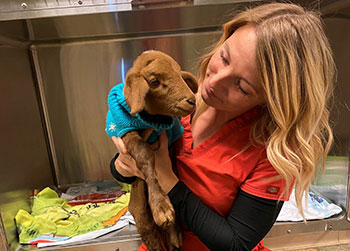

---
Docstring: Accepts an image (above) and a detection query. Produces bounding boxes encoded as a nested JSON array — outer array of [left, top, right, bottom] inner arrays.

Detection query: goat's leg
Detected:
[[129, 178, 164, 251], [143, 164, 175, 227], [122, 132, 175, 227]]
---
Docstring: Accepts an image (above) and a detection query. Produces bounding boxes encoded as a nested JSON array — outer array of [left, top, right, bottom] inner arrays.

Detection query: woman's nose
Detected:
[[209, 69, 227, 88], [207, 60, 218, 75], [208, 58, 227, 81]]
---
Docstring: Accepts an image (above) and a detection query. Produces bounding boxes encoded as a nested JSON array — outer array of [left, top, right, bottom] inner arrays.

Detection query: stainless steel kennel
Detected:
[[0, 0, 349, 250]]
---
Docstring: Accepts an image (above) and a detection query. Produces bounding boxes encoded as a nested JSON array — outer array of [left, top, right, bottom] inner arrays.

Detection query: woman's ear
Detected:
[[181, 71, 198, 94], [124, 70, 149, 115]]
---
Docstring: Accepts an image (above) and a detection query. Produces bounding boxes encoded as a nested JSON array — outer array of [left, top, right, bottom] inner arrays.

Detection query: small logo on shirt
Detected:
[[267, 187, 279, 194]]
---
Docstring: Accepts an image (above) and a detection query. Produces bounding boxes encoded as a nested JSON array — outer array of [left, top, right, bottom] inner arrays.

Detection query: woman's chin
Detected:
[[201, 93, 214, 107], [200, 91, 209, 104]]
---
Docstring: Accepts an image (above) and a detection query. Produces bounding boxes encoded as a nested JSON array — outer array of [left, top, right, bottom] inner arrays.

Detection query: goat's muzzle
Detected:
[[174, 97, 196, 116]]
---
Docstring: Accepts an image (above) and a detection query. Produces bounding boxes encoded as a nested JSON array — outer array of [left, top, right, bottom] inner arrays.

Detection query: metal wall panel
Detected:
[[317, 16, 350, 209], [0, 20, 28, 42], [326, 17, 350, 156], [0, 44, 53, 193]]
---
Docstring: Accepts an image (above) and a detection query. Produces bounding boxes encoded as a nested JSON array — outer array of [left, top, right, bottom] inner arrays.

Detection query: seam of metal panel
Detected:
[[26, 19, 35, 41], [30, 44, 61, 188]]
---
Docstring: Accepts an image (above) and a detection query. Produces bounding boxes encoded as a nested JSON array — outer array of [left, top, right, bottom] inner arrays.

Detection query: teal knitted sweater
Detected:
[[105, 83, 183, 145]]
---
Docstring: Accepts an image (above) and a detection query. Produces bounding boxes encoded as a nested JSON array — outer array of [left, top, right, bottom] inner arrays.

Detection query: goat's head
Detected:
[[124, 50, 197, 117]]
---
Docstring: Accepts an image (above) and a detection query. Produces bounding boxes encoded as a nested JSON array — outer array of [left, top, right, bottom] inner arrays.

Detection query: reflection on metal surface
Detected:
[[0, 190, 32, 251], [312, 157, 349, 208]]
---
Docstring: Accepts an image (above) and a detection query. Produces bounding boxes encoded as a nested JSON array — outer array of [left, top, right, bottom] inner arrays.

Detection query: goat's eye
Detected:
[[150, 79, 160, 88]]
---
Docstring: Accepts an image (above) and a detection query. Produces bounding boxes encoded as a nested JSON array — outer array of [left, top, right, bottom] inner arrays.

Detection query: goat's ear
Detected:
[[181, 71, 198, 94], [124, 71, 149, 115]]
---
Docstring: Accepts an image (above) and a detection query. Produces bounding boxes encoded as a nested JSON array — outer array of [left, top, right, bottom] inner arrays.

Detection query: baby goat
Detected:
[[106, 50, 197, 251]]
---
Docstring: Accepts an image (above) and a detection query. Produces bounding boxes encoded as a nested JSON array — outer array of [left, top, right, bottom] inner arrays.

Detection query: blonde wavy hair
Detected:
[[195, 2, 336, 218]]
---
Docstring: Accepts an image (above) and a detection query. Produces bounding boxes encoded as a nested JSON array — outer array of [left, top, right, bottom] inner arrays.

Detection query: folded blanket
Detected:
[[105, 83, 183, 145], [15, 187, 130, 244], [36, 211, 135, 248]]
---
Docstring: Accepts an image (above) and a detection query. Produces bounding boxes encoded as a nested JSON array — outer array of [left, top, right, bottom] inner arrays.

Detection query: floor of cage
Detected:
[[294, 243, 350, 251], [264, 229, 350, 251]]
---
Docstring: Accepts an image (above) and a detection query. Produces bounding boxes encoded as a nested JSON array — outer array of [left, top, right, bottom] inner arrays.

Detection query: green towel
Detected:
[[15, 187, 130, 244]]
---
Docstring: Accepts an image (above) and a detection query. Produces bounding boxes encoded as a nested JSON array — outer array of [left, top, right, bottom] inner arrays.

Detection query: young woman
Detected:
[[110, 2, 336, 250]]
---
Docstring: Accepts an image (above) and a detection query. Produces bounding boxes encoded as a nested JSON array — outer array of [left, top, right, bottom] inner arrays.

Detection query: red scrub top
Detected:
[[139, 107, 292, 251], [174, 107, 291, 251]]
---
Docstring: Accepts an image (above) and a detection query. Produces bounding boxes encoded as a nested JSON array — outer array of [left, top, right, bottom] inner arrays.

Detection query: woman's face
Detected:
[[201, 24, 265, 117]]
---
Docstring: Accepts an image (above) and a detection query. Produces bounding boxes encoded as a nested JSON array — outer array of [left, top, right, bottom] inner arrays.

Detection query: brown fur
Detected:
[[121, 50, 198, 251]]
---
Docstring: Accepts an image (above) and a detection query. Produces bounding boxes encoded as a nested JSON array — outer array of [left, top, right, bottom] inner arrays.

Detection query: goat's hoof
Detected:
[[152, 199, 175, 227], [169, 228, 182, 248]]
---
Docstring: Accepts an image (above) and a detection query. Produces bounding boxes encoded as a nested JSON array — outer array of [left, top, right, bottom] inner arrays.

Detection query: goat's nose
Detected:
[[187, 98, 196, 106]]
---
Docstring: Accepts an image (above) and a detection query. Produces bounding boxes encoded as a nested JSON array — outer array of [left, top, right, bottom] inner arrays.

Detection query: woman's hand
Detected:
[[154, 132, 179, 194], [111, 136, 145, 179], [112, 133, 179, 193]]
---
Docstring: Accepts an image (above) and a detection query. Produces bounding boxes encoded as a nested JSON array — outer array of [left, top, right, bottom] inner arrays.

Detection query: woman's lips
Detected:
[[205, 82, 217, 98]]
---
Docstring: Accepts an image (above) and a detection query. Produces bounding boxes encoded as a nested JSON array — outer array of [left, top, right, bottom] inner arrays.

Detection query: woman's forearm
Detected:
[[168, 183, 284, 251]]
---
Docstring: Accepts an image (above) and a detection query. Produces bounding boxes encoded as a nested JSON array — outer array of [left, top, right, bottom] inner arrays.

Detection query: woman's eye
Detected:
[[220, 50, 229, 65], [150, 78, 160, 87], [237, 80, 248, 95]]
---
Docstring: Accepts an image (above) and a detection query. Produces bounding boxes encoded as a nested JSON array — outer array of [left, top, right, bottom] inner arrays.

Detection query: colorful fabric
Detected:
[[102, 206, 129, 227], [15, 187, 130, 244], [37, 212, 135, 248], [173, 107, 293, 251], [27, 234, 70, 245], [67, 191, 126, 206], [105, 83, 183, 145]]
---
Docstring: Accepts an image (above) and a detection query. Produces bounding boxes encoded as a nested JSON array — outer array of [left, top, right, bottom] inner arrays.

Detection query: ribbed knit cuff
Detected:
[[168, 181, 189, 205], [110, 153, 136, 184]]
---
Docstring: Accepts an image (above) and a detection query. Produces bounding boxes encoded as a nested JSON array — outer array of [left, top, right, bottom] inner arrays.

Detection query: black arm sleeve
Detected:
[[168, 181, 284, 251], [110, 153, 136, 184]]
